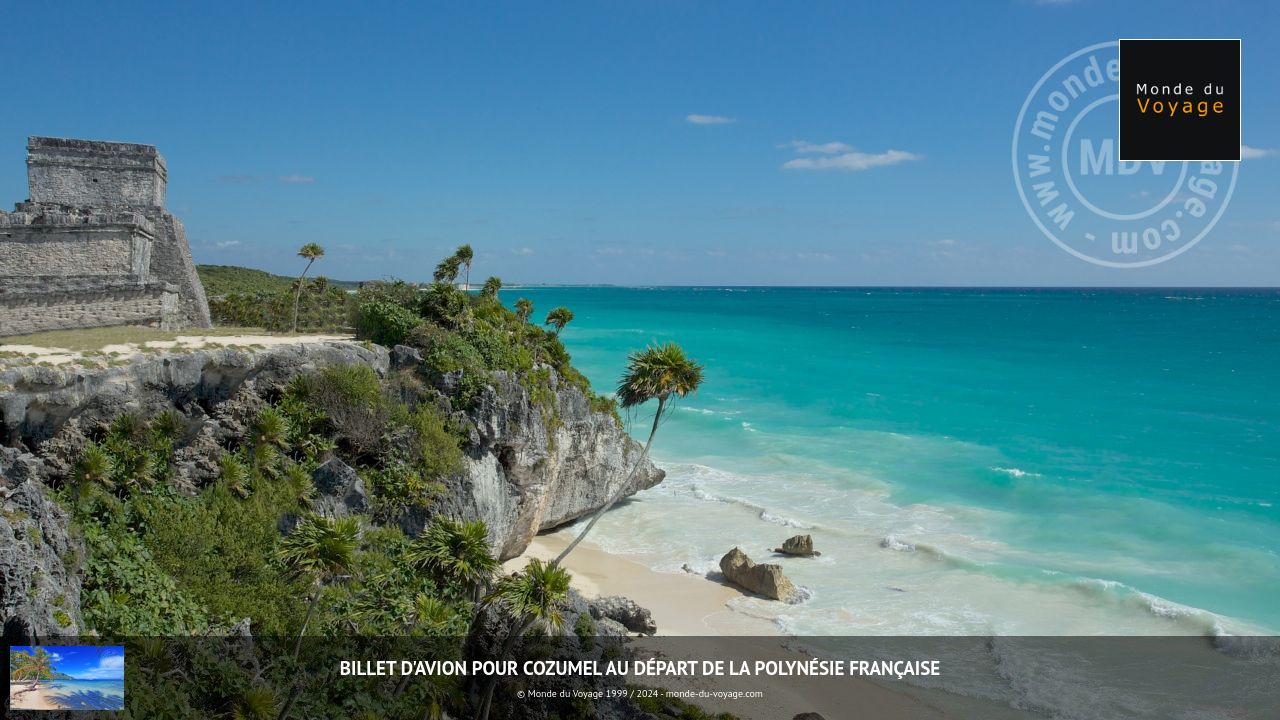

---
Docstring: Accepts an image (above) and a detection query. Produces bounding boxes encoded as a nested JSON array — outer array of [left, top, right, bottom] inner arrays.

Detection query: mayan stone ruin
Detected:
[[0, 136, 211, 336]]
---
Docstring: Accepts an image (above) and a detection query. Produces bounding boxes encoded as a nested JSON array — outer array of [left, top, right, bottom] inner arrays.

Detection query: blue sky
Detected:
[[1, 1, 1276, 285], [12, 646, 125, 680]]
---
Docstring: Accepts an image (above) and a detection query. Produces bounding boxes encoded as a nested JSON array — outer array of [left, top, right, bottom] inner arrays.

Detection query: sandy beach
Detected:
[[507, 528, 964, 720], [8, 684, 65, 710]]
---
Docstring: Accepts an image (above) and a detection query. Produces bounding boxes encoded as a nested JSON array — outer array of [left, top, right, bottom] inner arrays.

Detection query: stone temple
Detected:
[[0, 137, 211, 337]]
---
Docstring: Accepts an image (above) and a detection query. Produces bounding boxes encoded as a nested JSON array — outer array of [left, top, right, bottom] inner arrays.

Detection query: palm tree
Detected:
[[514, 298, 533, 322], [12, 646, 55, 690], [475, 559, 571, 720], [544, 307, 574, 336], [555, 342, 703, 563], [480, 276, 502, 300], [277, 514, 361, 657], [407, 516, 498, 605], [72, 444, 114, 506], [291, 243, 325, 333], [433, 256, 461, 284], [275, 514, 360, 720], [455, 244, 474, 292]]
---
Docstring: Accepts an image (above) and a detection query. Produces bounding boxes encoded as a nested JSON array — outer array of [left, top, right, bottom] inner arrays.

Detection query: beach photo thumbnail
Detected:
[[9, 646, 125, 711]]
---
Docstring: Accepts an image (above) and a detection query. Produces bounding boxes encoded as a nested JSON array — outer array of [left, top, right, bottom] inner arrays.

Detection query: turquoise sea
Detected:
[[513, 287, 1280, 636], [41, 679, 125, 710]]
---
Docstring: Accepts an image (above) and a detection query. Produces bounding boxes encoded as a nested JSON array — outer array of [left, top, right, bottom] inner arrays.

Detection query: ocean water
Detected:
[[511, 287, 1280, 637], [41, 679, 125, 710]]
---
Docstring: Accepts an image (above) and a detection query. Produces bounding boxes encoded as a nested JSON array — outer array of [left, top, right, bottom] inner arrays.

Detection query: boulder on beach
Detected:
[[773, 534, 820, 557], [719, 547, 798, 602], [589, 595, 657, 635]]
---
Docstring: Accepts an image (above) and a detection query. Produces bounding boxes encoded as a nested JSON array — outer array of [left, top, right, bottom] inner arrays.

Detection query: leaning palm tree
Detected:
[[514, 298, 533, 322], [433, 255, 461, 284], [291, 243, 325, 333], [277, 514, 360, 657], [544, 306, 574, 336], [455, 244, 474, 291], [12, 646, 55, 690], [480, 276, 502, 300], [474, 559, 571, 720], [407, 516, 498, 605], [555, 342, 703, 563]]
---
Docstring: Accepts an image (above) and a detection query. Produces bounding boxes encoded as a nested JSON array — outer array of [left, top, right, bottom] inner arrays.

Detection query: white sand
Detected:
[[507, 528, 957, 719], [8, 684, 64, 710], [0, 333, 352, 366]]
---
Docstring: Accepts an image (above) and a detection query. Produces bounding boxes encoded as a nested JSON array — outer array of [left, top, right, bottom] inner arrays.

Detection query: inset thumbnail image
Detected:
[[9, 646, 125, 711]]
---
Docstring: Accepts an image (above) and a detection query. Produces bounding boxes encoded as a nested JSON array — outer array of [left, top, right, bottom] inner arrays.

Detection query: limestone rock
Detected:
[[389, 344, 423, 370], [0, 478, 84, 640], [430, 367, 664, 559], [774, 534, 820, 557], [719, 547, 798, 602], [311, 457, 368, 519], [589, 595, 657, 635], [0, 340, 389, 446]]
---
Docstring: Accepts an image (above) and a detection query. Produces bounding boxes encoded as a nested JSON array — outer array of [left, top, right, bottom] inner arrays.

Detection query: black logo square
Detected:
[[1119, 39, 1240, 161]]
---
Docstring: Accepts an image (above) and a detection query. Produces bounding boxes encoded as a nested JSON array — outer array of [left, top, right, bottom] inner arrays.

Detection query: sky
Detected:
[[11, 646, 125, 680], [0, 0, 1276, 286]]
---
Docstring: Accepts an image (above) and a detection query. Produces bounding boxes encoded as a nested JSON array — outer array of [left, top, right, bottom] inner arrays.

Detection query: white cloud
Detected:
[[278, 174, 316, 184], [686, 114, 735, 125], [782, 148, 922, 171], [77, 654, 125, 680], [215, 240, 241, 249], [779, 140, 854, 154], [1241, 145, 1275, 159], [513, 247, 534, 256]]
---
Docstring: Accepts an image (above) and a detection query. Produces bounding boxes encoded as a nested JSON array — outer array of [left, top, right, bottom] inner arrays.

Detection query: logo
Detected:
[[1012, 41, 1238, 268]]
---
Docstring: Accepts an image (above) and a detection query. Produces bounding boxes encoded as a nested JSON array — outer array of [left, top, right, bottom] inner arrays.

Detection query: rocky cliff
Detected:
[[435, 366, 663, 559], [0, 340, 662, 639]]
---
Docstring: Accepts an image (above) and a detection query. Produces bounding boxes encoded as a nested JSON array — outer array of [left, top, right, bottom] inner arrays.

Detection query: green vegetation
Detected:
[[210, 278, 353, 332], [41, 246, 708, 719], [197, 264, 358, 296], [10, 647, 57, 688]]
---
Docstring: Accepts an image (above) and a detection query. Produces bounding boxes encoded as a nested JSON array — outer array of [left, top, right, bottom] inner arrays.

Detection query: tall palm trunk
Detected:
[[475, 614, 535, 720], [292, 586, 320, 659], [554, 396, 665, 564], [290, 258, 316, 333], [278, 587, 319, 720]]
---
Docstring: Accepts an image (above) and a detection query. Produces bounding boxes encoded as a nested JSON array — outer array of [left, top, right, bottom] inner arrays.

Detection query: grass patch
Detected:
[[0, 326, 267, 353]]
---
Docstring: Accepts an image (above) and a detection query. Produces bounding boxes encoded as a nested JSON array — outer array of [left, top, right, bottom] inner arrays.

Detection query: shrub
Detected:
[[419, 283, 470, 329], [79, 517, 210, 635], [140, 475, 308, 636], [361, 461, 444, 521], [295, 364, 389, 457], [401, 402, 465, 478], [355, 300, 420, 347]]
